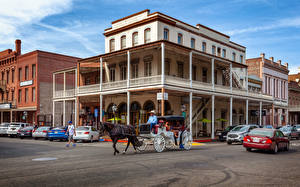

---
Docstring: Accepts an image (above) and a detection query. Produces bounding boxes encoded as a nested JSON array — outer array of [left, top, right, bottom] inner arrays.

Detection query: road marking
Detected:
[[32, 157, 57, 161]]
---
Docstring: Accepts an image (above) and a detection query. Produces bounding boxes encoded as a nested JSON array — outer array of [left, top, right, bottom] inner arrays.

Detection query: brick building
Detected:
[[288, 71, 300, 125], [0, 40, 79, 125]]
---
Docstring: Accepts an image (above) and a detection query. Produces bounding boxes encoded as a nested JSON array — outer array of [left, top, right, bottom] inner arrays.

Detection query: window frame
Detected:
[[144, 28, 151, 44], [163, 28, 169, 40], [202, 42, 207, 52], [212, 45, 216, 55], [109, 38, 115, 52], [177, 33, 183, 45], [132, 32, 138, 47], [120, 35, 126, 49], [191, 38, 195, 49]]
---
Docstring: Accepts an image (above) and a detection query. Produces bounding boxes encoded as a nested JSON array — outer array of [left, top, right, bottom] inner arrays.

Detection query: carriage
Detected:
[[136, 115, 192, 152]]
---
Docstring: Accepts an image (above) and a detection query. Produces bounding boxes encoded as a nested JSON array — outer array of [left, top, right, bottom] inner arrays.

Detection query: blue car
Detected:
[[47, 126, 68, 141]]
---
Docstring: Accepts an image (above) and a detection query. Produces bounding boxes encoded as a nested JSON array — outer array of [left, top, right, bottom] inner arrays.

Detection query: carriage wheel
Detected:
[[154, 135, 165, 153], [136, 138, 148, 152], [182, 132, 192, 150]]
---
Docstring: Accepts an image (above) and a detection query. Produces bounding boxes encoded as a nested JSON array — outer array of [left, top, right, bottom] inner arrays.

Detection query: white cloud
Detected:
[[0, 0, 73, 44], [289, 65, 299, 75]]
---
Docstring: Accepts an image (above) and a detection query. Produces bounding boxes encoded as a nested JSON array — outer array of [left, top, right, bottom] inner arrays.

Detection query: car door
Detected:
[[276, 130, 286, 150]]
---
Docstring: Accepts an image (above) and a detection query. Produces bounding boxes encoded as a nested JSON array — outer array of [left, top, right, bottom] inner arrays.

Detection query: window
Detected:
[[120, 63, 127, 80], [202, 42, 206, 52], [32, 87, 36, 102], [109, 67, 115, 82], [18, 89, 21, 103], [273, 79, 276, 96], [25, 88, 28, 103], [144, 28, 151, 43], [217, 47, 221, 56], [214, 70, 218, 84], [240, 55, 243, 63], [191, 38, 195, 49], [163, 28, 169, 40], [25, 66, 29, 80], [84, 77, 91, 85], [11, 90, 14, 101], [144, 61, 152, 77], [132, 63, 139, 78], [192, 65, 197, 81], [32, 64, 36, 79], [12, 69, 14, 83], [232, 52, 236, 61], [212, 45, 216, 55], [6, 70, 9, 84], [177, 33, 183, 45], [109, 39, 115, 52], [121, 36, 126, 49], [132, 32, 138, 46], [165, 58, 170, 76], [1, 71, 4, 81], [177, 62, 184, 78], [18, 68, 22, 81], [202, 68, 208, 82], [265, 76, 267, 94], [222, 49, 226, 58]]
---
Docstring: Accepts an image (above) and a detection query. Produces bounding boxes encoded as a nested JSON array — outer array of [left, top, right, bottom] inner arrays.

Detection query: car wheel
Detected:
[[20, 136, 23, 139], [34, 137, 38, 140], [227, 141, 232, 145], [49, 138, 53, 141], [273, 144, 278, 154], [246, 148, 252, 152]]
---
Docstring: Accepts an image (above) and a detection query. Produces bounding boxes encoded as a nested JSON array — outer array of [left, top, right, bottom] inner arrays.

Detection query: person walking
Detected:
[[66, 121, 76, 147]]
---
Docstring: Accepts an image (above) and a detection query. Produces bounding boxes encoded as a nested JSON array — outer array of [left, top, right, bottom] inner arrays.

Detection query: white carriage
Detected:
[[137, 116, 192, 152]]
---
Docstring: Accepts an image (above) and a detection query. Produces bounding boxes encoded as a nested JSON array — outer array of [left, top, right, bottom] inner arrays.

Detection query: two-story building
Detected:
[[288, 70, 300, 125], [53, 10, 274, 139], [0, 40, 79, 125]]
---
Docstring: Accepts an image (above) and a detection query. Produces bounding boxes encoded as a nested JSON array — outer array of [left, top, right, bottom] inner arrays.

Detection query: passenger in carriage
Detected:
[[172, 121, 185, 148], [147, 110, 157, 132]]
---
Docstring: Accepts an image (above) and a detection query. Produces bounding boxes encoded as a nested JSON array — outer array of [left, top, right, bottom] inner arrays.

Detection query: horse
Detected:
[[99, 122, 142, 155]]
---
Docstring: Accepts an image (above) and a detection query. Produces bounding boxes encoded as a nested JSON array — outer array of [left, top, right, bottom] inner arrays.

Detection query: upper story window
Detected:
[[132, 32, 138, 46], [32, 64, 36, 79], [25, 66, 29, 80], [6, 70, 9, 84], [232, 52, 236, 61], [132, 63, 138, 79], [163, 28, 169, 40], [18, 68, 22, 81], [109, 67, 116, 82], [144, 28, 151, 43], [191, 38, 195, 49], [165, 58, 170, 76], [178, 33, 183, 45], [212, 45, 216, 55], [217, 47, 221, 57], [202, 42, 206, 52], [222, 49, 226, 58], [12, 69, 14, 83], [120, 63, 127, 80], [1, 71, 4, 81], [240, 55, 243, 63], [177, 62, 184, 78], [109, 39, 115, 52], [202, 67, 208, 83], [144, 55, 153, 77], [121, 35, 126, 49], [192, 65, 197, 81]]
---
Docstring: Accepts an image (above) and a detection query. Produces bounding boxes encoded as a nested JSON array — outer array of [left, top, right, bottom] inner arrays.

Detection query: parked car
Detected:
[[73, 126, 100, 142], [294, 125, 300, 133], [7, 123, 31, 137], [262, 125, 274, 129], [17, 126, 34, 139], [227, 124, 259, 144], [279, 126, 299, 140], [47, 126, 68, 141], [243, 128, 290, 153], [217, 126, 237, 142], [0, 123, 10, 136], [32, 126, 52, 140]]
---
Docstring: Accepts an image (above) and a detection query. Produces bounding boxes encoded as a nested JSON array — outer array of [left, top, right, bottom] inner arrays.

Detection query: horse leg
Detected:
[[123, 137, 131, 154], [131, 137, 138, 153], [112, 137, 119, 155]]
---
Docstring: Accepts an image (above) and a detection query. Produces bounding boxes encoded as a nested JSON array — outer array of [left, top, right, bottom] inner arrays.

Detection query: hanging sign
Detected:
[[157, 93, 168, 100]]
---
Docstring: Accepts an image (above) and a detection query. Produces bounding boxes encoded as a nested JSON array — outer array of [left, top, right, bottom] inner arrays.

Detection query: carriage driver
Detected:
[[147, 110, 157, 132]]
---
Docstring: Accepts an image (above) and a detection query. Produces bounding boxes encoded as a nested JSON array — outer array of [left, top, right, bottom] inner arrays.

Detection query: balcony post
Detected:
[[63, 100, 66, 127], [246, 68, 248, 94], [230, 63, 232, 92], [127, 51, 130, 88], [271, 104, 274, 126], [259, 101, 262, 126], [75, 69, 77, 94], [189, 92, 193, 140], [211, 58, 215, 89], [74, 98, 77, 127], [63, 72, 66, 97], [211, 94, 215, 139], [161, 88, 165, 116], [161, 43, 165, 85], [100, 94, 103, 123], [189, 51, 192, 88], [127, 91, 130, 125], [100, 57, 103, 92], [52, 101, 55, 127], [246, 99, 249, 125], [230, 97, 233, 126]]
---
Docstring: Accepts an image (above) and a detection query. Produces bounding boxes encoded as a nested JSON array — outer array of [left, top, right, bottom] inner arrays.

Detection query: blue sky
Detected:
[[0, 0, 299, 74]]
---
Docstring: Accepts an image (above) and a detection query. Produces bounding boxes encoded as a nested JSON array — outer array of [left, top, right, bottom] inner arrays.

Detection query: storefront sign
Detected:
[[157, 93, 168, 100], [0, 103, 11, 109], [20, 80, 33, 87]]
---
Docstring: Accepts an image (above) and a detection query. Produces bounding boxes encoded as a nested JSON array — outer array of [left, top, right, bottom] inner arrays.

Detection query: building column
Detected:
[[246, 99, 249, 125], [100, 94, 103, 123], [189, 92, 193, 140], [161, 43, 165, 85], [74, 98, 77, 127], [127, 51, 130, 88], [63, 100, 66, 127], [259, 101, 262, 126], [53, 73, 56, 99], [100, 57, 103, 91], [161, 88, 165, 116], [189, 51, 193, 88], [63, 72, 66, 97], [211, 58, 215, 89], [127, 91, 130, 125], [230, 97, 233, 126], [245, 69, 248, 93], [52, 101, 55, 126], [272, 104, 274, 126], [230, 63, 233, 92], [211, 95, 215, 139]]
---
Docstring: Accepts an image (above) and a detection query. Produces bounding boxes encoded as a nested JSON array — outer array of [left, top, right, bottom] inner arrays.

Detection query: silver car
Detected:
[[73, 126, 100, 143], [0, 123, 10, 136], [7, 123, 31, 137], [227, 124, 259, 144], [32, 126, 52, 139]]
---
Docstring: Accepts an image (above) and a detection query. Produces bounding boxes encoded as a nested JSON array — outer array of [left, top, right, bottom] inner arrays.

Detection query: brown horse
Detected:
[[99, 122, 142, 155]]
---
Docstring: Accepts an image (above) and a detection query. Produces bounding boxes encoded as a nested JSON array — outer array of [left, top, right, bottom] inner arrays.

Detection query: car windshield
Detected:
[[77, 127, 89, 131], [231, 126, 247, 132], [280, 127, 291, 132], [37, 127, 50, 130], [249, 129, 273, 137]]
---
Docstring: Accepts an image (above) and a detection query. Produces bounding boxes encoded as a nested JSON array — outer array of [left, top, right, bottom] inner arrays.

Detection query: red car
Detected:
[[243, 128, 289, 153]]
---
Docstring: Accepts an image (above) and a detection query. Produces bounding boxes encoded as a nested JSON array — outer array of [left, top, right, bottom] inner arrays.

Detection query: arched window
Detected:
[[178, 33, 183, 45], [240, 55, 243, 63], [109, 39, 115, 52], [191, 38, 195, 49], [202, 42, 206, 52], [232, 52, 236, 61], [222, 49, 226, 58], [163, 28, 169, 40], [217, 47, 221, 56], [144, 28, 151, 43], [132, 32, 138, 46], [121, 35, 126, 49], [212, 45, 216, 55]]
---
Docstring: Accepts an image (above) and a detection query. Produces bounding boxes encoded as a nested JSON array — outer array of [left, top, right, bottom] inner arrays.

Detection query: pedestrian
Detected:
[[65, 121, 76, 147]]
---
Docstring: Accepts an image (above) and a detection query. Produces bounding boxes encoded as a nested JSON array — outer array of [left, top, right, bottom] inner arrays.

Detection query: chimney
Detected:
[[15, 39, 21, 55], [196, 24, 201, 29], [260, 53, 265, 60], [269, 57, 274, 62], [277, 60, 281, 65]]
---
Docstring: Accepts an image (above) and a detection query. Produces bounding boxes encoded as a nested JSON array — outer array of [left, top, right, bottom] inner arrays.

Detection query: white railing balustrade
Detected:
[[77, 84, 100, 95], [165, 76, 190, 88], [102, 80, 127, 91], [54, 90, 64, 98], [130, 75, 161, 87], [65, 89, 75, 97], [214, 84, 231, 94]]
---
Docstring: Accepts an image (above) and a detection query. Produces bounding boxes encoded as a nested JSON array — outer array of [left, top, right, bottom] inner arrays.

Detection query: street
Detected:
[[1, 138, 300, 187]]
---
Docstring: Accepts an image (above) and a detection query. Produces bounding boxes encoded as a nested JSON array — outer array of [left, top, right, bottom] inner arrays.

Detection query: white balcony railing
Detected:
[[165, 76, 190, 87], [130, 75, 161, 87], [77, 84, 100, 95], [102, 80, 127, 91]]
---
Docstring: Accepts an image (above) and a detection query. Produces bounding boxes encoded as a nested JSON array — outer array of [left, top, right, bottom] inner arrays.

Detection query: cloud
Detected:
[[0, 0, 73, 44], [225, 17, 300, 35]]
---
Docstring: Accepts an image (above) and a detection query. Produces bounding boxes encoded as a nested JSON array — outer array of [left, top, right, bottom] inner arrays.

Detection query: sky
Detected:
[[0, 0, 299, 74]]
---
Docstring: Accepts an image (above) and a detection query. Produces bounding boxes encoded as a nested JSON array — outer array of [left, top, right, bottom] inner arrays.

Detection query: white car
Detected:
[[0, 123, 10, 136], [73, 126, 100, 142], [32, 126, 52, 139], [7, 123, 31, 137]]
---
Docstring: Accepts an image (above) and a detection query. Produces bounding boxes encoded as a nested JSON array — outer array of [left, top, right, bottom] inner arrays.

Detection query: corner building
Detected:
[[54, 10, 274, 139]]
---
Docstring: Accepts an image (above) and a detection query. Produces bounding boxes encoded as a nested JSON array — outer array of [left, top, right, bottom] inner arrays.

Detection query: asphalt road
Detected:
[[1, 137, 300, 187]]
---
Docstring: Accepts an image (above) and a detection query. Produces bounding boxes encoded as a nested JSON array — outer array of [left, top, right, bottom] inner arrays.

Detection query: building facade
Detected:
[[246, 54, 289, 127], [53, 10, 274, 139], [0, 40, 79, 125], [288, 71, 300, 125]]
